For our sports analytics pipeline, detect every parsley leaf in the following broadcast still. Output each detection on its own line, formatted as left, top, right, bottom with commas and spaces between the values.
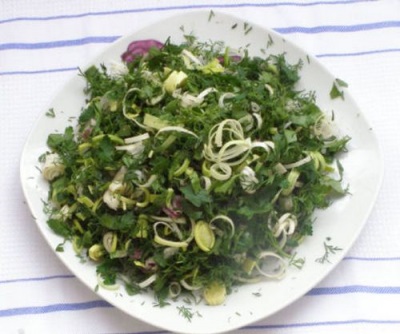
99, 212, 136, 231
180, 185, 211, 208
330, 78, 348, 100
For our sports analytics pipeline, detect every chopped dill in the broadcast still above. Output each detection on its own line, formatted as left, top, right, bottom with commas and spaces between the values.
39, 36, 350, 307
208, 10, 215, 22
267, 34, 274, 48
289, 252, 305, 270
177, 305, 194, 322
315, 241, 343, 264
46, 108, 56, 118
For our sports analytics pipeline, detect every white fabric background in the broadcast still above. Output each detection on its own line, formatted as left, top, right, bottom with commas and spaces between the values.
1, 0, 400, 333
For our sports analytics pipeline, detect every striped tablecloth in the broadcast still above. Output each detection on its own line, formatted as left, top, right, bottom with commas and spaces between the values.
2, 1, 400, 333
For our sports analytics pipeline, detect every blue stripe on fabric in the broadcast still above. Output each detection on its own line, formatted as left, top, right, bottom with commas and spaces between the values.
2, 273, 400, 296
106, 319, 400, 333
308, 285, 400, 296
276, 20, 400, 34
1, 28, 399, 54
0, 300, 112, 317
244, 319, 400, 330
0, 1, 378, 25
343, 256, 400, 261
2, 47, 400, 77
0, 291, 398, 321
317, 48, 400, 58
1, 18, 399, 52
0, 274, 75, 284
0, 36, 120, 51
0, 67, 78, 76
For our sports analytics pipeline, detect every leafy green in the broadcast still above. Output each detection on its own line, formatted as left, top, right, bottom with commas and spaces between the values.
99, 212, 136, 231
180, 185, 211, 208
330, 78, 348, 100
40, 36, 350, 306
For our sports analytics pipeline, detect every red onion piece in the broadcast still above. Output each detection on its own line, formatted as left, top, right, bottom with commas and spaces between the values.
121, 39, 164, 63
162, 195, 183, 219
217, 55, 242, 64
131, 248, 142, 260
162, 206, 181, 219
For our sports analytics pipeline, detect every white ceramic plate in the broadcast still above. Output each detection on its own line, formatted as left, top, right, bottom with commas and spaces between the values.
20, 10, 383, 334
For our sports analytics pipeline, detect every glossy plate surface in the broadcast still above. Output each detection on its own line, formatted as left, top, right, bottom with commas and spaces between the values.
20, 11, 383, 334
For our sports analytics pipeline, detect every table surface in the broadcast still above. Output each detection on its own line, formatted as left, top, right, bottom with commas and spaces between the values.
1, 1, 400, 333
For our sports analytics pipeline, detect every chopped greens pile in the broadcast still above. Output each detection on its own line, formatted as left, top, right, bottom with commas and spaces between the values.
41, 37, 349, 306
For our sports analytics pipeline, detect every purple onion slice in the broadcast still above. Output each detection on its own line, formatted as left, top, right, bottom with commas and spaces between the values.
121, 39, 164, 63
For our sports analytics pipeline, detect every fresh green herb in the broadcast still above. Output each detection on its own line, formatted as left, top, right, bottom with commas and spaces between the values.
245, 26, 253, 35
40, 37, 349, 307
335, 78, 348, 88
177, 305, 194, 322
243, 22, 253, 35
289, 252, 305, 269
315, 240, 342, 264
46, 108, 56, 118
153, 300, 171, 308
55, 241, 65, 252
267, 34, 274, 48
208, 10, 215, 22
330, 78, 348, 100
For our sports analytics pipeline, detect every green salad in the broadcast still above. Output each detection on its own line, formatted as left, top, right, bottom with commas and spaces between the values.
40, 36, 349, 306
